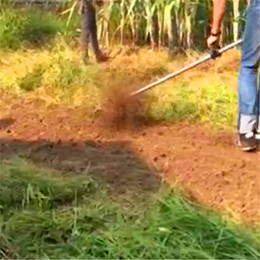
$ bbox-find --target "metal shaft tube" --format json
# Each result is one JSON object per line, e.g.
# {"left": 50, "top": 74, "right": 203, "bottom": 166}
{"left": 130, "top": 39, "right": 243, "bottom": 97}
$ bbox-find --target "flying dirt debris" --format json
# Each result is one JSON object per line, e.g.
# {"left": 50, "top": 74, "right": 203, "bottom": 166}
{"left": 100, "top": 40, "right": 242, "bottom": 130}
{"left": 100, "top": 88, "right": 149, "bottom": 130}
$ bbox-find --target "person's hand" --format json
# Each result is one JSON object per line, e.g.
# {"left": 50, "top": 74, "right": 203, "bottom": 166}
{"left": 207, "top": 34, "right": 220, "bottom": 48}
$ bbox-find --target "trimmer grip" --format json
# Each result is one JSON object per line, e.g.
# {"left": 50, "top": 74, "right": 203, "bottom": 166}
{"left": 210, "top": 46, "right": 221, "bottom": 59}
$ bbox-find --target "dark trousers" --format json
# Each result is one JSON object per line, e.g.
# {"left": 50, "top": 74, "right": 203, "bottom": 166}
{"left": 80, "top": 0, "right": 101, "bottom": 59}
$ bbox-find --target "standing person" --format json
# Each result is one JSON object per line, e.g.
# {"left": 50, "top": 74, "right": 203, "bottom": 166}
{"left": 207, "top": 0, "right": 260, "bottom": 152}
{"left": 80, "top": 0, "right": 108, "bottom": 63}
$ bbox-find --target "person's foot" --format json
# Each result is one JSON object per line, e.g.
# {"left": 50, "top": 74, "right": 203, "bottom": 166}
{"left": 95, "top": 52, "right": 109, "bottom": 63}
{"left": 236, "top": 132, "right": 258, "bottom": 152}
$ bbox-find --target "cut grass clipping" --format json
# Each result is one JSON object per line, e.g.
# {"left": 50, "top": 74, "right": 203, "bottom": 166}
{"left": 0, "top": 159, "right": 259, "bottom": 259}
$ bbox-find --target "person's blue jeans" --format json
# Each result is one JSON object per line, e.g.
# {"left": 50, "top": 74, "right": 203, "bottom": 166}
{"left": 238, "top": 0, "right": 260, "bottom": 134}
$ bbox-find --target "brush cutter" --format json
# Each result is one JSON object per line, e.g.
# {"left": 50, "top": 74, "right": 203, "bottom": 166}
{"left": 130, "top": 39, "right": 243, "bottom": 97}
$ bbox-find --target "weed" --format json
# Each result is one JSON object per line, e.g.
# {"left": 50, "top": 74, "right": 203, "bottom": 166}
{"left": 0, "top": 158, "right": 96, "bottom": 212}
{"left": 0, "top": 159, "right": 259, "bottom": 259}
{"left": 18, "top": 64, "right": 45, "bottom": 91}
{"left": 0, "top": 6, "right": 79, "bottom": 50}
{"left": 147, "top": 81, "right": 237, "bottom": 128}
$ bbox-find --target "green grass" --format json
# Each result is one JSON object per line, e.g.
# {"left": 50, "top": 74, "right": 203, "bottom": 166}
{"left": 147, "top": 80, "right": 237, "bottom": 129}
{"left": 0, "top": 159, "right": 259, "bottom": 259}
{"left": 0, "top": 5, "right": 79, "bottom": 50}
{"left": 17, "top": 64, "right": 46, "bottom": 91}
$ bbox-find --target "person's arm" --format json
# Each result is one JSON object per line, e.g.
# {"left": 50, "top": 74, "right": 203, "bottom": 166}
{"left": 207, "top": 0, "right": 227, "bottom": 47}
{"left": 211, "top": 0, "right": 227, "bottom": 34}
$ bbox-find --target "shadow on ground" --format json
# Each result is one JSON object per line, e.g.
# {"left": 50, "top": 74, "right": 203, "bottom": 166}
{"left": 0, "top": 137, "right": 162, "bottom": 197}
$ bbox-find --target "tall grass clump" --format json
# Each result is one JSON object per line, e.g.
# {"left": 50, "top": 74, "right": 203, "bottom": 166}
{"left": 0, "top": 159, "right": 259, "bottom": 259}
{"left": 147, "top": 80, "right": 237, "bottom": 128}
{"left": 0, "top": 5, "right": 79, "bottom": 50}
{"left": 17, "top": 64, "right": 46, "bottom": 91}
{"left": 0, "top": 159, "right": 97, "bottom": 212}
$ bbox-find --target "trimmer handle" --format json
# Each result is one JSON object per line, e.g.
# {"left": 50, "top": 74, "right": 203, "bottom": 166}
{"left": 209, "top": 46, "right": 221, "bottom": 59}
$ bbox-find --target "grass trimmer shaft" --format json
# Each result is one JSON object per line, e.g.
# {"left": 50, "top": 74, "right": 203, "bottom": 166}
{"left": 130, "top": 39, "right": 243, "bottom": 97}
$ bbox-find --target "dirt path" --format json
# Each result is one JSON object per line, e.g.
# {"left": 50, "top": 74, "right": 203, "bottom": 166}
{"left": 0, "top": 95, "right": 259, "bottom": 225}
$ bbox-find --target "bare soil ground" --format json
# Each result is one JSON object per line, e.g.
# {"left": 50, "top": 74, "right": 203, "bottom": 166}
{"left": 0, "top": 92, "right": 259, "bottom": 225}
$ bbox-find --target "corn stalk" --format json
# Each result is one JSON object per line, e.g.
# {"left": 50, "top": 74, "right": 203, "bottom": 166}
{"left": 119, "top": 0, "right": 126, "bottom": 44}
{"left": 62, "top": 0, "right": 243, "bottom": 51}
{"left": 164, "top": 0, "right": 176, "bottom": 52}
{"left": 233, "top": 0, "right": 239, "bottom": 41}
{"left": 144, "top": 0, "right": 156, "bottom": 49}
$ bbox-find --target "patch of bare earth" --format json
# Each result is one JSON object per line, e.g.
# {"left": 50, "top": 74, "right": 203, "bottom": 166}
{"left": 0, "top": 94, "right": 259, "bottom": 225}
